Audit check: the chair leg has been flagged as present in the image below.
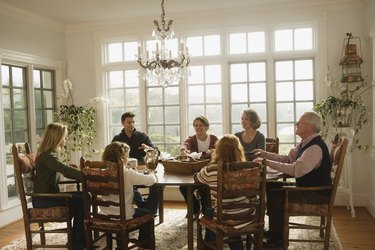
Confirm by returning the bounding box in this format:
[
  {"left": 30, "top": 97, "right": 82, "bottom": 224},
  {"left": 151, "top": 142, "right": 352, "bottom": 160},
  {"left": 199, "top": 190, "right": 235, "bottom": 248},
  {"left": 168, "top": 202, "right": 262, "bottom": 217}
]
[
  {"left": 39, "top": 222, "right": 46, "bottom": 245},
  {"left": 283, "top": 214, "right": 289, "bottom": 250},
  {"left": 324, "top": 216, "right": 332, "bottom": 250},
  {"left": 197, "top": 220, "right": 203, "bottom": 250},
  {"left": 216, "top": 231, "right": 224, "bottom": 250},
  {"left": 320, "top": 216, "right": 326, "bottom": 237}
]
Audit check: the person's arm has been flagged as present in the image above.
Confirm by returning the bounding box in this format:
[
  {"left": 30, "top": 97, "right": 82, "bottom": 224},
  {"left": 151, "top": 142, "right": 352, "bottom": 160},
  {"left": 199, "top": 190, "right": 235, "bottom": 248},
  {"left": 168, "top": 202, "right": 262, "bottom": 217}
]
[
  {"left": 180, "top": 136, "right": 196, "bottom": 155},
  {"left": 43, "top": 152, "right": 83, "bottom": 181},
  {"left": 266, "top": 145, "right": 323, "bottom": 177},
  {"left": 126, "top": 167, "right": 157, "bottom": 186}
]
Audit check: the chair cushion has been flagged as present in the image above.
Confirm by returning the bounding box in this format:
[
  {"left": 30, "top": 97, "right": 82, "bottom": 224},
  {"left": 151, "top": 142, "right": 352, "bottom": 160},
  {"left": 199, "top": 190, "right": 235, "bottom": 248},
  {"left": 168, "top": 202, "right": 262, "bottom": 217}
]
[
  {"left": 288, "top": 202, "right": 329, "bottom": 215},
  {"left": 90, "top": 214, "right": 153, "bottom": 230},
  {"left": 29, "top": 206, "right": 70, "bottom": 218},
  {"left": 199, "top": 215, "right": 262, "bottom": 233}
]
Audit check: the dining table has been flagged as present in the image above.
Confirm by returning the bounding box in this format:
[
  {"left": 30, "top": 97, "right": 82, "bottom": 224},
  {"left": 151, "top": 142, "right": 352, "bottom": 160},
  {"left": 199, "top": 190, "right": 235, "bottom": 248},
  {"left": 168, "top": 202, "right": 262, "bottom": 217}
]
[{"left": 137, "top": 162, "right": 290, "bottom": 250}]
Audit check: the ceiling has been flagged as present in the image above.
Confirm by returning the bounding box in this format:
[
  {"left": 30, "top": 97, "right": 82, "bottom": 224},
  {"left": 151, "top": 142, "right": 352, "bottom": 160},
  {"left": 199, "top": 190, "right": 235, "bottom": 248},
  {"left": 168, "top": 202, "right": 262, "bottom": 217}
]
[{"left": 0, "top": 0, "right": 319, "bottom": 25}]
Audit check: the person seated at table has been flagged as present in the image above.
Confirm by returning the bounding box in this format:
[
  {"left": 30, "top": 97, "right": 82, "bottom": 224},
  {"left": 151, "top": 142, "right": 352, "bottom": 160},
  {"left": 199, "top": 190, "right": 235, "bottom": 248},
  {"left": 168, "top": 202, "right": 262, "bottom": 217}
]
[
  {"left": 179, "top": 116, "right": 219, "bottom": 218},
  {"left": 101, "top": 141, "right": 158, "bottom": 249},
  {"left": 194, "top": 134, "right": 247, "bottom": 250},
  {"left": 234, "top": 108, "right": 265, "bottom": 161},
  {"left": 33, "top": 123, "right": 85, "bottom": 250},
  {"left": 112, "top": 111, "right": 160, "bottom": 216},
  {"left": 252, "top": 111, "right": 332, "bottom": 248}
]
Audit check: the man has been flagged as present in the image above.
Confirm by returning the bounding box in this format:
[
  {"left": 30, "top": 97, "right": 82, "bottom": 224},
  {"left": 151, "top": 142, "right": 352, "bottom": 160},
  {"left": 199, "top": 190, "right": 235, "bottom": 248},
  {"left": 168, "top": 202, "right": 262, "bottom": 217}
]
[
  {"left": 253, "top": 111, "right": 332, "bottom": 248},
  {"left": 112, "top": 111, "right": 160, "bottom": 216}
]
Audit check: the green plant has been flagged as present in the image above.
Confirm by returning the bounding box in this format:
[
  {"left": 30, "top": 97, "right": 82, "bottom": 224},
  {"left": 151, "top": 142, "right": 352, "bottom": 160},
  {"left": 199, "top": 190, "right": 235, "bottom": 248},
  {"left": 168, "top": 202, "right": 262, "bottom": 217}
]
[
  {"left": 313, "top": 72, "right": 373, "bottom": 151},
  {"left": 53, "top": 79, "right": 96, "bottom": 162}
]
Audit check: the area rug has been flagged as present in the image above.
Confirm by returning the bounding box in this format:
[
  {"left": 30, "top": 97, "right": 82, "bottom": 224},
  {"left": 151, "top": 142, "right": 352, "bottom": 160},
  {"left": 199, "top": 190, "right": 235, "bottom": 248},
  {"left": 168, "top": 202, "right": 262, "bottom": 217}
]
[{"left": 2, "top": 208, "right": 342, "bottom": 249}]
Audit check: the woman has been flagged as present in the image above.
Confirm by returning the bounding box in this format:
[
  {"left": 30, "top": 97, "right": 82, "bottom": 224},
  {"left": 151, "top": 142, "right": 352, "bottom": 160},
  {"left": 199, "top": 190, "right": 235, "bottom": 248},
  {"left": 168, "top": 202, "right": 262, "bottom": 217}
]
[
  {"left": 33, "top": 123, "right": 84, "bottom": 250},
  {"left": 179, "top": 116, "right": 218, "bottom": 218},
  {"left": 194, "top": 134, "right": 247, "bottom": 250},
  {"left": 235, "top": 109, "right": 265, "bottom": 161},
  {"left": 101, "top": 141, "right": 158, "bottom": 249}
]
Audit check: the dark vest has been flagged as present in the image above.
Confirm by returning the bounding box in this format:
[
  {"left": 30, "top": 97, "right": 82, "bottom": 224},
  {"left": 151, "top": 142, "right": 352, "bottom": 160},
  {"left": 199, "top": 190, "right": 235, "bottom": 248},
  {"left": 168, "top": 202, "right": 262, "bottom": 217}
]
[{"left": 296, "top": 136, "right": 332, "bottom": 188}]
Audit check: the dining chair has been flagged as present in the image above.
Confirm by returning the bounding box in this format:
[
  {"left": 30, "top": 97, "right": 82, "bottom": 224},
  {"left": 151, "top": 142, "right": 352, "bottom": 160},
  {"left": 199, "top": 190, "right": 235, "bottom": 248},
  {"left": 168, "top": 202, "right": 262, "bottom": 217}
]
[
  {"left": 80, "top": 158, "right": 155, "bottom": 249},
  {"left": 265, "top": 137, "right": 279, "bottom": 154},
  {"left": 12, "top": 143, "right": 74, "bottom": 250},
  {"left": 197, "top": 161, "right": 266, "bottom": 250},
  {"left": 282, "top": 136, "right": 349, "bottom": 250}
]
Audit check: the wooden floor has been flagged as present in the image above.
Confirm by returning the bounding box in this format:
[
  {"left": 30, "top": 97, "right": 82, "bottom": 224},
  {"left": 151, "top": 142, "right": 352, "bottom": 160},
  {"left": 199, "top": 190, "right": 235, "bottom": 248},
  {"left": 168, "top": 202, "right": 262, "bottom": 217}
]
[{"left": 1, "top": 203, "right": 374, "bottom": 249}]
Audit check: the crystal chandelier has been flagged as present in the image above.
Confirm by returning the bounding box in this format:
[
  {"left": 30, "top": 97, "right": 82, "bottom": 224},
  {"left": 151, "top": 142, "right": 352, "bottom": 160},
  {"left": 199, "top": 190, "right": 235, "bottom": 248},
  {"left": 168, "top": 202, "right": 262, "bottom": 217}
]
[{"left": 137, "top": 0, "right": 190, "bottom": 88}]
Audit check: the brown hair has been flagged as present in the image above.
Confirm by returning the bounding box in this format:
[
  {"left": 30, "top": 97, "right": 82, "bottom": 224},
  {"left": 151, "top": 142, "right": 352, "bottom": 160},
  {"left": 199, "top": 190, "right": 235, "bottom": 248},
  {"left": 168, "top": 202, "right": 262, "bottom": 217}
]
[
  {"left": 102, "top": 141, "right": 130, "bottom": 163},
  {"left": 121, "top": 112, "right": 135, "bottom": 122},
  {"left": 211, "top": 134, "right": 246, "bottom": 165},
  {"left": 193, "top": 116, "right": 210, "bottom": 129},
  {"left": 36, "top": 123, "right": 68, "bottom": 159},
  {"left": 243, "top": 109, "right": 261, "bottom": 129}
]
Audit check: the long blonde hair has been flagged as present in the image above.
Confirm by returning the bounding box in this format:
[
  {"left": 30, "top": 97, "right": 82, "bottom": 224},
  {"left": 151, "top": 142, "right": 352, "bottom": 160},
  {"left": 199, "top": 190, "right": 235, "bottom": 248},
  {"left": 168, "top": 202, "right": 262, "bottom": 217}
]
[
  {"left": 102, "top": 141, "right": 130, "bottom": 163},
  {"left": 211, "top": 134, "right": 246, "bottom": 165},
  {"left": 36, "top": 123, "right": 68, "bottom": 159}
]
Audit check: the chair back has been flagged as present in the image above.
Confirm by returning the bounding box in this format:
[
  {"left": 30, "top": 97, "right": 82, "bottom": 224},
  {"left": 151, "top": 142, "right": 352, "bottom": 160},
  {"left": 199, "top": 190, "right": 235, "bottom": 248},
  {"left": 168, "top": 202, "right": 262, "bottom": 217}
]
[
  {"left": 329, "top": 136, "right": 349, "bottom": 207},
  {"left": 216, "top": 161, "right": 266, "bottom": 230},
  {"left": 12, "top": 143, "right": 36, "bottom": 216},
  {"left": 80, "top": 158, "right": 127, "bottom": 222},
  {"left": 266, "top": 137, "right": 279, "bottom": 154}
]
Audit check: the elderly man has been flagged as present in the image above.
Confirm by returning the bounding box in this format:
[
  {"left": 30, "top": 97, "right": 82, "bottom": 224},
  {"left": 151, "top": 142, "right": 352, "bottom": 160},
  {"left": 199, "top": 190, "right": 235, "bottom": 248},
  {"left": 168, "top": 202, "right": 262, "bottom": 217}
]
[{"left": 253, "top": 111, "right": 332, "bottom": 248}]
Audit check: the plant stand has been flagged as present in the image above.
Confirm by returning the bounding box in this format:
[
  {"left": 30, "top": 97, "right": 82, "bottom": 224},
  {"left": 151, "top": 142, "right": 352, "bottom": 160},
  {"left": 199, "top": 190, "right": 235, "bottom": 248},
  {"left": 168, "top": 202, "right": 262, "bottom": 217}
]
[{"left": 328, "top": 127, "right": 356, "bottom": 217}]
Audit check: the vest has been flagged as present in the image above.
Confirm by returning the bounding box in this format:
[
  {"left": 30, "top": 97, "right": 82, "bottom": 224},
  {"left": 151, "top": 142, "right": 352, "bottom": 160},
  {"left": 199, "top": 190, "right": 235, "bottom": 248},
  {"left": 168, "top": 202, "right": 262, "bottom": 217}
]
[{"left": 296, "top": 136, "right": 332, "bottom": 188}]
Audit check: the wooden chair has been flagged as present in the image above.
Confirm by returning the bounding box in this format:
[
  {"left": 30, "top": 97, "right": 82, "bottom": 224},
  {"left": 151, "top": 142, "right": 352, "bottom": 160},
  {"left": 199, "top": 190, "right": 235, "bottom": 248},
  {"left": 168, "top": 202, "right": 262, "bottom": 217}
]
[
  {"left": 12, "top": 143, "right": 74, "bottom": 249},
  {"left": 266, "top": 137, "right": 279, "bottom": 154},
  {"left": 197, "top": 161, "right": 266, "bottom": 250},
  {"left": 282, "top": 137, "right": 349, "bottom": 250},
  {"left": 80, "top": 158, "right": 155, "bottom": 250}
]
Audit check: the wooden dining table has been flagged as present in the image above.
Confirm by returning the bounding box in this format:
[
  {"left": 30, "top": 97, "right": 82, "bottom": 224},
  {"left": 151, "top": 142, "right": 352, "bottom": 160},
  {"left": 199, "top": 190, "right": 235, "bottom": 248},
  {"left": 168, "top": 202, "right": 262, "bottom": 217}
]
[{"left": 138, "top": 163, "right": 290, "bottom": 250}]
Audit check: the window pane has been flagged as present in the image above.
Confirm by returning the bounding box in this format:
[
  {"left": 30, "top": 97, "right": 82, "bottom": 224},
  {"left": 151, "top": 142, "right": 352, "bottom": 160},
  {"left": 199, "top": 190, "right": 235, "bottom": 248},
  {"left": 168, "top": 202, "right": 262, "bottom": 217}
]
[
  {"left": 295, "top": 60, "right": 313, "bottom": 80},
  {"left": 249, "top": 83, "right": 266, "bottom": 102},
  {"left": 109, "top": 71, "right": 124, "bottom": 88},
  {"left": 125, "top": 89, "right": 140, "bottom": 106},
  {"left": 148, "top": 107, "right": 164, "bottom": 124},
  {"left": 14, "top": 111, "right": 27, "bottom": 129},
  {"left": 164, "top": 87, "right": 179, "bottom": 105},
  {"left": 2, "top": 65, "right": 10, "bottom": 86},
  {"left": 188, "top": 105, "right": 204, "bottom": 122},
  {"left": 276, "top": 82, "right": 294, "bottom": 101},
  {"left": 249, "top": 103, "right": 267, "bottom": 123},
  {"left": 275, "top": 61, "right": 293, "bottom": 81},
  {"left": 276, "top": 103, "right": 294, "bottom": 122},
  {"left": 249, "top": 62, "right": 266, "bottom": 81},
  {"left": 206, "top": 85, "right": 222, "bottom": 103},
  {"left": 295, "top": 28, "right": 312, "bottom": 50},
  {"left": 109, "top": 89, "right": 125, "bottom": 106},
  {"left": 33, "top": 70, "right": 41, "bottom": 87},
  {"left": 34, "top": 89, "right": 42, "bottom": 109},
  {"left": 296, "top": 102, "right": 313, "bottom": 118},
  {"left": 296, "top": 81, "right": 313, "bottom": 100},
  {"left": 124, "top": 41, "right": 137, "bottom": 61},
  {"left": 44, "top": 90, "right": 53, "bottom": 108},
  {"left": 230, "top": 64, "right": 247, "bottom": 83},
  {"left": 12, "top": 67, "right": 24, "bottom": 87},
  {"left": 108, "top": 43, "right": 123, "bottom": 63},
  {"left": 204, "top": 35, "right": 220, "bottom": 56},
  {"left": 229, "top": 33, "right": 246, "bottom": 54},
  {"left": 231, "top": 104, "right": 248, "bottom": 122},
  {"left": 43, "top": 71, "right": 52, "bottom": 88},
  {"left": 206, "top": 104, "right": 222, "bottom": 123},
  {"left": 248, "top": 31, "right": 265, "bottom": 53},
  {"left": 205, "top": 65, "right": 221, "bottom": 83},
  {"left": 149, "top": 125, "right": 164, "bottom": 143},
  {"left": 125, "top": 70, "right": 139, "bottom": 87},
  {"left": 13, "top": 89, "right": 26, "bottom": 108},
  {"left": 188, "top": 86, "right": 204, "bottom": 103},
  {"left": 231, "top": 84, "right": 248, "bottom": 102},
  {"left": 186, "top": 36, "right": 203, "bottom": 57},
  {"left": 277, "top": 124, "right": 295, "bottom": 142},
  {"left": 275, "top": 29, "right": 293, "bottom": 51},
  {"left": 188, "top": 66, "right": 204, "bottom": 84},
  {"left": 147, "top": 88, "right": 163, "bottom": 105},
  {"left": 165, "top": 106, "right": 179, "bottom": 124}
]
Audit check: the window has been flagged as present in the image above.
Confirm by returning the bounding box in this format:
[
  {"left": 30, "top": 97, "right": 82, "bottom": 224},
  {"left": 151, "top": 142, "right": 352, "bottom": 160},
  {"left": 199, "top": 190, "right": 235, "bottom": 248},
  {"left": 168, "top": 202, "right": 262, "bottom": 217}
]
[
  {"left": 1, "top": 62, "right": 56, "bottom": 203},
  {"left": 103, "top": 25, "right": 316, "bottom": 156}
]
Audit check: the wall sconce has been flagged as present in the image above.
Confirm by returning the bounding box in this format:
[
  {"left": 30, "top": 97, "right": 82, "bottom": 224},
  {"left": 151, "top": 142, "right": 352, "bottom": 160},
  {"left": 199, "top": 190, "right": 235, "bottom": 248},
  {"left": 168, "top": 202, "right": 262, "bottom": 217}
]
[{"left": 339, "top": 33, "right": 363, "bottom": 83}]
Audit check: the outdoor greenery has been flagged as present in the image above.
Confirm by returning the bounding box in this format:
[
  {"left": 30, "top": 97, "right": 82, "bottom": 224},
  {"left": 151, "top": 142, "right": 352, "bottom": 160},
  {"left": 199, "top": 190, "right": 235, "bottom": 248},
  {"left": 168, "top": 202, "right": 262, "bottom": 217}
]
[{"left": 313, "top": 73, "right": 373, "bottom": 151}]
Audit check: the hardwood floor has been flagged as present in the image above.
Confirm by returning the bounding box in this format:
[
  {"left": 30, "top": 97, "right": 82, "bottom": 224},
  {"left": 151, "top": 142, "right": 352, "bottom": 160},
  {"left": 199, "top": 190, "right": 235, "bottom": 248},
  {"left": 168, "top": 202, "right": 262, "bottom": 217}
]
[{"left": 0, "top": 203, "right": 374, "bottom": 249}]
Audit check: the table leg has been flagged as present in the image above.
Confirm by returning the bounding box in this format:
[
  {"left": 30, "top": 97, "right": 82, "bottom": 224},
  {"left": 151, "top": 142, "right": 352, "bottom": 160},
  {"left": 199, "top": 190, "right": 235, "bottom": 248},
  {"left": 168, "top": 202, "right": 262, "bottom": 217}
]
[
  {"left": 186, "top": 186, "right": 194, "bottom": 250},
  {"left": 158, "top": 186, "right": 165, "bottom": 223}
]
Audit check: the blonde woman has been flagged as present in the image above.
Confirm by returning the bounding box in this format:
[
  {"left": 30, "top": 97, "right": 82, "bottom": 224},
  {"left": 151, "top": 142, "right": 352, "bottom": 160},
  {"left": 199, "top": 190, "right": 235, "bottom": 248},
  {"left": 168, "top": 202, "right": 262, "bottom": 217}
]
[
  {"left": 102, "top": 141, "right": 159, "bottom": 249},
  {"left": 33, "top": 123, "right": 84, "bottom": 250},
  {"left": 194, "top": 134, "right": 247, "bottom": 250}
]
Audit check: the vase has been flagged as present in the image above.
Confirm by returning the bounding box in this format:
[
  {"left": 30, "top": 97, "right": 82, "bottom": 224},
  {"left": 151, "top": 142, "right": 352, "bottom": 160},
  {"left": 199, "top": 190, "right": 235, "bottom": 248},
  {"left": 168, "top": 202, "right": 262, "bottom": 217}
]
[{"left": 332, "top": 107, "right": 352, "bottom": 127}]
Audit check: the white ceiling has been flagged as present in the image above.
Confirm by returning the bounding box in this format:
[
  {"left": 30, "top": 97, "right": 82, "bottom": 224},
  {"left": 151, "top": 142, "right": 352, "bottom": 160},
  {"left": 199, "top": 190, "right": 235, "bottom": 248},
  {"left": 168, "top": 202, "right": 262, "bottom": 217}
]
[{"left": 0, "top": 0, "right": 323, "bottom": 25}]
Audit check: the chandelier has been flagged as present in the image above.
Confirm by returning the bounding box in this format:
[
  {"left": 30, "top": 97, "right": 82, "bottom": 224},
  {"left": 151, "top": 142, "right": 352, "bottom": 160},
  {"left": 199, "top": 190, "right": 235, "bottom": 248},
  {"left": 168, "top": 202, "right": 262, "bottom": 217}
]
[{"left": 137, "top": 0, "right": 190, "bottom": 88}]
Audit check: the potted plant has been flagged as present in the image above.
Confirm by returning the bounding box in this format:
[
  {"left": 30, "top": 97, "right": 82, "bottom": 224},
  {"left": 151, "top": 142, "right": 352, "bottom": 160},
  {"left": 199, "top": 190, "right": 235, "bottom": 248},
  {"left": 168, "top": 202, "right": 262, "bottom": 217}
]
[
  {"left": 313, "top": 72, "right": 373, "bottom": 151},
  {"left": 53, "top": 79, "right": 96, "bottom": 163}
]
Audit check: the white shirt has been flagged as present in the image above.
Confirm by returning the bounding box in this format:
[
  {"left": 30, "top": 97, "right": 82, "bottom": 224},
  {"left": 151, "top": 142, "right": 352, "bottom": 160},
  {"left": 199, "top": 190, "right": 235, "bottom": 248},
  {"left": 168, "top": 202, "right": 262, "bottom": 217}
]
[
  {"left": 197, "top": 134, "right": 211, "bottom": 153},
  {"left": 100, "top": 166, "right": 157, "bottom": 219}
]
